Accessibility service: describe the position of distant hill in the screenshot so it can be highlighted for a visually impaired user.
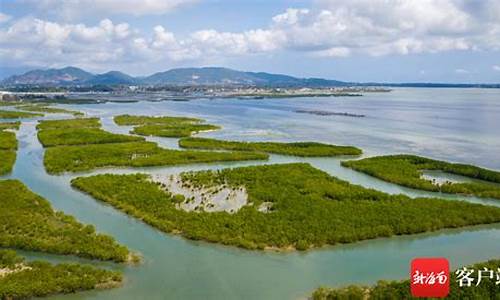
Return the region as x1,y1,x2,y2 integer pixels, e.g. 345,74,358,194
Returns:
2,67,93,85
143,67,349,86
85,71,138,85
2,66,498,88
2,66,349,87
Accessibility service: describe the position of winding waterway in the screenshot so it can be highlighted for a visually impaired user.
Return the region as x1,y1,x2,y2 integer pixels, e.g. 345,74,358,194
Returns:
1,88,500,299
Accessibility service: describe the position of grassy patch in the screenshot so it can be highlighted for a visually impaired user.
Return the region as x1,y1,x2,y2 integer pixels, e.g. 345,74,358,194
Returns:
0,110,43,119
17,104,84,116
312,259,500,300
0,125,18,175
132,124,220,138
179,137,362,156
44,141,268,173
342,154,500,200
0,121,20,130
0,250,123,300
0,150,16,175
114,114,201,125
114,114,220,138
0,131,17,150
71,163,500,251
37,118,144,147
38,127,144,147
39,117,266,173
36,118,101,130
0,179,131,262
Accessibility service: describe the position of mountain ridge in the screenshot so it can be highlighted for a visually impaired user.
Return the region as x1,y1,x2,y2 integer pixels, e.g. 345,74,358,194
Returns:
2,66,499,88
1,66,350,87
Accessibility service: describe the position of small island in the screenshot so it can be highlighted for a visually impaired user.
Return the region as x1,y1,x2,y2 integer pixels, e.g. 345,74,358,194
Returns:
39,118,267,173
0,250,123,299
71,163,500,251
0,122,19,175
295,109,365,118
114,114,220,137
342,154,500,200
37,118,144,147
0,109,43,119
179,137,362,156
0,179,133,262
16,103,84,116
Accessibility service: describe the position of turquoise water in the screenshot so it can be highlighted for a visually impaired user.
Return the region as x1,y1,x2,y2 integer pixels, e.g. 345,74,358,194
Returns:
2,88,500,299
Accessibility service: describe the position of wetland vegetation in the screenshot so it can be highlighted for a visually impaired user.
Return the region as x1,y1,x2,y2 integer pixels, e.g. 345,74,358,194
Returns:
44,141,268,173
179,137,362,156
0,179,131,262
38,127,144,147
342,154,500,200
37,117,143,147
38,117,267,173
17,104,84,116
0,250,123,300
71,163,500,251
0,110,43,119
0,121,20,130
114,114,202,125
312,258,500,300
114,114,220,137
0,123,18,174
36,118,101,130
132,123,220,138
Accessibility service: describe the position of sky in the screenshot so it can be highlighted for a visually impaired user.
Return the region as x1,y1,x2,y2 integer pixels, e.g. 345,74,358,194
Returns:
0,0,499,83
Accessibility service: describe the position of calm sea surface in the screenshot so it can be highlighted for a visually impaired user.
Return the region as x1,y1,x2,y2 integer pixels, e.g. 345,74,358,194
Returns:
2,88,500,299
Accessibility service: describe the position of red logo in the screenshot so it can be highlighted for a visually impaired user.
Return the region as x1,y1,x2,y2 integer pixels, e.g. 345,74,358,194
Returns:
411,257,450,298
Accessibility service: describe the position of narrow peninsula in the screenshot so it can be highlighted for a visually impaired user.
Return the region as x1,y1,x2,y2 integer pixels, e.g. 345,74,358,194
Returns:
342,154,500,200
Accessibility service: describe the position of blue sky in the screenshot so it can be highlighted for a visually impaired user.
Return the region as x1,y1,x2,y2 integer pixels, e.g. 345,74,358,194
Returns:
1,0,499,83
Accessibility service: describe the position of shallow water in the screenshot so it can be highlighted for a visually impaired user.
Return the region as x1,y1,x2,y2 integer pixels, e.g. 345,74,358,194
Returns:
2,87,500,299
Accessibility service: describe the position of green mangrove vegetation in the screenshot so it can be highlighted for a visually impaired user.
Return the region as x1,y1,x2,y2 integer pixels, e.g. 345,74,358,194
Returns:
0,110,43,119
44,141,268,173
38,127,144,147
0,150,16,175
114,114,220,138
312,258,500,300
0,130,17,150
36,118,101,130
17,104,84,116
0,179,131,262
179,137,363,156
114,114,201,125
38,117,267,173
132,123,220,138
342,154,500,200
71,163,500,251
0,250,123,300
0,121,20,130
0,123,18,175
37,118,144,147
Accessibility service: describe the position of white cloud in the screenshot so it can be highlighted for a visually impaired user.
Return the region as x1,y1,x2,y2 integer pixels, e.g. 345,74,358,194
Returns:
0,17,142,70
1,0,500,72
25,0,197,18
493,65,500,71
265,0,499,57
455,68,469,74
313,47,350,57
0,12,11,23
